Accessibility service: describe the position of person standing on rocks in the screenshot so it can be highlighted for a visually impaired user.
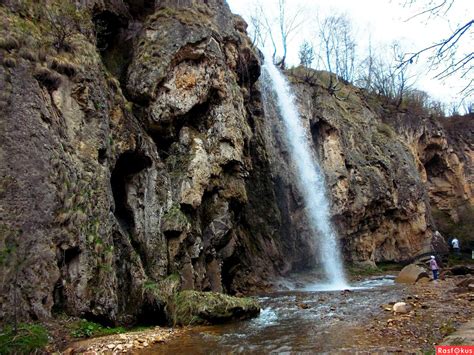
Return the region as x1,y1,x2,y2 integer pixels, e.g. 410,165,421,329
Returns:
428,255,440,281
451,237,460,254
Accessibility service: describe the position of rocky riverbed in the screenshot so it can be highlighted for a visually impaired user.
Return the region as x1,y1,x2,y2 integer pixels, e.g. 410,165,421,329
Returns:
61,273,473,354
62,327,181,354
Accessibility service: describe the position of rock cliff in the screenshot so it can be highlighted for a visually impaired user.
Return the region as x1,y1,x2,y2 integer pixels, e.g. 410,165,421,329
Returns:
265,69,434,266
0,0,471,326
0,0,289,325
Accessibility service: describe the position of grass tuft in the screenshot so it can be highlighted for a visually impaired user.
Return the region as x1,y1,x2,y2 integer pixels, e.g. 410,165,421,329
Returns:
33,66,62,91
69,320,126,339
0,323,48,354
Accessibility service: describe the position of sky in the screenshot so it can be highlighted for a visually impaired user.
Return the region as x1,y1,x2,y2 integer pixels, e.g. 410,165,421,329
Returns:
226,0,473,109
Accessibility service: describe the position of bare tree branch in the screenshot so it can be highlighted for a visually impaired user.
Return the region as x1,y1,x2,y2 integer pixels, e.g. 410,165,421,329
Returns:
400,1,473,100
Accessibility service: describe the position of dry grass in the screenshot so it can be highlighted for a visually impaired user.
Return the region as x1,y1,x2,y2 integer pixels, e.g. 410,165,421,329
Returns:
50,57,78,77
171,290,260,326
33,66,62,91
3,56,17,68
0,36,20,51
18,48,37,61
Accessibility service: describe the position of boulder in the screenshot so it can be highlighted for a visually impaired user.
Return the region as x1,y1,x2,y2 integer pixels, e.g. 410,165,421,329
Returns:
170,290,260,325
451,266,474,276
393,302,408,314
456,278,474,288
395,264,430,284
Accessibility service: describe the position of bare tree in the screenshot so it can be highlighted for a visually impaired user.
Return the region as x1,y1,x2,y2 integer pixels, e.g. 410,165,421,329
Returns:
358,41,414,107
391,42,414,107
298,40,315,67
357,35,374,90
463,101,473,114
317,13,357,83
249,6,266,48
247,0,305,67
276,0,305,68
399,1,473,99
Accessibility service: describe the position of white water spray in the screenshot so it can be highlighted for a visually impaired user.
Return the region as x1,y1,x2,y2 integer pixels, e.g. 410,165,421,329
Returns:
261,57,348,289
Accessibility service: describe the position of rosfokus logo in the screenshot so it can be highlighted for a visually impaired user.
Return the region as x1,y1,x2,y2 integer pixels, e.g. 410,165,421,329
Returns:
436,346,474,354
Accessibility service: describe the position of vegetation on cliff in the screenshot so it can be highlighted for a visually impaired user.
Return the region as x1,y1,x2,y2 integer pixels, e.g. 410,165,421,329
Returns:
0,2,472,354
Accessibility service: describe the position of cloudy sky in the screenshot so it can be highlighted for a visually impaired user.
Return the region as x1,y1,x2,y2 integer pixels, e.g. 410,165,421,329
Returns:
227,0,473,108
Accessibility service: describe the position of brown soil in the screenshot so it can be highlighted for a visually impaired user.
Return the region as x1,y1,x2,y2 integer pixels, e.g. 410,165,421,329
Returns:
350,275,473,353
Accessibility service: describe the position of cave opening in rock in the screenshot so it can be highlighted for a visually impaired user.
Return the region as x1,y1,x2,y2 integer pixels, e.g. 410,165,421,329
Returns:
111,151,152,232
93,10,132,83
221,255,240,294
424,154,446,178
137,300,168,326
52,246,82,314
98,148,107,164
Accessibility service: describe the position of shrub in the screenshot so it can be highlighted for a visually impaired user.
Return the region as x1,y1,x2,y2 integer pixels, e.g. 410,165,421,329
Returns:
69,320,126,339
0,323,48,354
42,3,88,51
37,47,50,63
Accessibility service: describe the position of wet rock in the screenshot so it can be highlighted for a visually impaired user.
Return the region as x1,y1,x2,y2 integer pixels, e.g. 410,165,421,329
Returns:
171,290,260,325
395,264,430,284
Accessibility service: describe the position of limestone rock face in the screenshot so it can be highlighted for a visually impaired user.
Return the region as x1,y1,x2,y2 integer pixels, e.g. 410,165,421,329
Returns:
0,0,277,325
262,70,434,266
382,111,473,248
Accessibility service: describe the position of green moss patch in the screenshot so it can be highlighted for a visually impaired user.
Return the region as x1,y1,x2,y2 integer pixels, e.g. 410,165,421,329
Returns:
162,204,189,235
69,320,126,339
347,262,403,277
0,323,48,354
171,290,260,326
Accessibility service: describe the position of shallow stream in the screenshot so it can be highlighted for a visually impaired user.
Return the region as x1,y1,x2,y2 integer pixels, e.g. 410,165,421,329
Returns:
146,276,406,354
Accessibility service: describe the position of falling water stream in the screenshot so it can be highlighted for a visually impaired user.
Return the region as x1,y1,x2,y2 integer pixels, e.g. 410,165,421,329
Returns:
261,57,348,289
143,57,404,354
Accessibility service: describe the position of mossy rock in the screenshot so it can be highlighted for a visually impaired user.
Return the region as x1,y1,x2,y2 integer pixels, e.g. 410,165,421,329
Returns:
171,290,260,326
161,204,189,235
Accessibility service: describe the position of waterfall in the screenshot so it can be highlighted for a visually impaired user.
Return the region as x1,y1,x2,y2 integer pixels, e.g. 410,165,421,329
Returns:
261,57,348,290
